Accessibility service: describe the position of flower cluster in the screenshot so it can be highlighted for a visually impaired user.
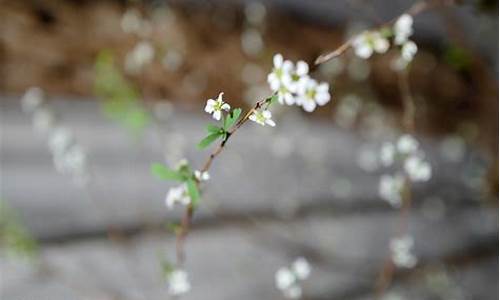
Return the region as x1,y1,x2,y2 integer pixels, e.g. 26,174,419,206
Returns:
167,269,191,296
275,257,311,299
268,54,331,112
378,134,432,207
390,235,417,268
21,87,89,186
351,14,417,68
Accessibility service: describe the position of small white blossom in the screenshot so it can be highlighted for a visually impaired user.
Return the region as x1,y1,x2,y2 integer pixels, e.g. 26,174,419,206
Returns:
121,9,142,34
125,41,155,74
267,54,295,105
167,269,191,296
379,174,405,207
48,127,73,154
390,235,417,268
275,267,296,290
297,79,331,112
275,257,311,299
396,134,419,155
204,92,230,121
352,31,390,59
292,257,311,280
288,60,310,94
404,155,432,182
165,184,191,209
249,110,276,127
401,40,418,62
21,87,44,113
194,170,210,181
380,142,396,167
393,14,414,45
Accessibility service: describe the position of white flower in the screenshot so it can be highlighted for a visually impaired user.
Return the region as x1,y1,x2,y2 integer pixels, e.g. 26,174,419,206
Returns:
352,31,390,59
249,109,276,127
292,257,311,280
267,54,295,105
379,174,405,207
275,267,296,290
165,184,191,209
48,127,73,154
380,142,396,167
121,9,142,34
125,41,155,74
21,87,44,113
194,170,210,181
204,92,230,121
288,60,310,94
393,14,414,45
390,235,417,268
168,269,191,296
396,134,419,155
401,40,418,62
268,54,293,91
404,155,432,182
296,79,331,112
275,257,311,298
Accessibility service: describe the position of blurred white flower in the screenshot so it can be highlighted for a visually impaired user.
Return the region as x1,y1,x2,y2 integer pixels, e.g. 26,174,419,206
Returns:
275,257,311,299
275,267,296,290
205,92,230,121
380,142,396,167
167,269,191,296
296,79,331,112
397,134,419,155
379,174,405,207
241,28,264,57
292,257,311,280
401,41,418,62
352,31,390,59
194,170,210,181
121,9,142,34
21,87,44,113
404,154,432,182
48,127,73,154
390,235,417,268
393,14,414,45
249,109,276,127
165,184,191,209
125,41,155,74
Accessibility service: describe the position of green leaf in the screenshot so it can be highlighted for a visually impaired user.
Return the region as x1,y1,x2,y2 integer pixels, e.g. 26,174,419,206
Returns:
223,108,242,130
206,124,221,134
186,179,200,206
267,94,278,105
151,163,184,181
197,132,222,149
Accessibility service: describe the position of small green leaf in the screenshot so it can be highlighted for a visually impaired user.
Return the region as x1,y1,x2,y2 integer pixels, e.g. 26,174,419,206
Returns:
186,179,200,206
197,132,222,149
267,94,278,105
223,108,242,130
206,124,221,134
151,163,184,181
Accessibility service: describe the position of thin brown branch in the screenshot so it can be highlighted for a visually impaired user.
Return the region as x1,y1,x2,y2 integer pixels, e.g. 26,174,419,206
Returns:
174,96,269,267
315,0,457,65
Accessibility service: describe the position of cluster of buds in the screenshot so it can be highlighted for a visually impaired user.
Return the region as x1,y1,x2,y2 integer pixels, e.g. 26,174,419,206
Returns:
275,257,312,299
